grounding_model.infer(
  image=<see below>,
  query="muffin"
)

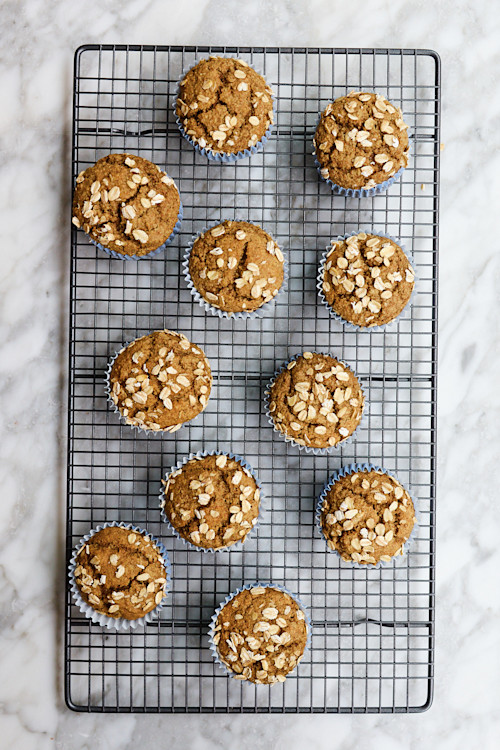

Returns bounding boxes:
[71,524,170,622]
[319,232,415,328]
[266,352,365,450]
[318,465,416,565]
[72,153,182,258]
[107,329,212,433]
[314,91,410,194]
[185,221,285,316]
[160,452,261,550]
[210,585,309,684]
[176,57,274,160]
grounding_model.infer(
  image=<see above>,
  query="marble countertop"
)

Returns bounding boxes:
[2,0,499,747]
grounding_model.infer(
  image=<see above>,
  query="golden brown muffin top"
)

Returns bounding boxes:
[314,92,409,190]
[176,57,274,154]
[72,153,180,257]
[320,469,415,565]
[188,221,284,314]
[109,329,212,433]
[212,586,308,684]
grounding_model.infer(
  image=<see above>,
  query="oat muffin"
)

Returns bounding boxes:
[108,329,212,433]
[161,453,261,550]
[320,232,415,327]
[72,153,181,257]
[267,352,364,450]
[72,525,169,620]
[176,57,274,157]
[187,221,285,314]
[314,91,410,192]
[211,585,308,684]
[319,467,416,565]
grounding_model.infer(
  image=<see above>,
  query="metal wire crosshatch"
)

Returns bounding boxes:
[65,45,439,713]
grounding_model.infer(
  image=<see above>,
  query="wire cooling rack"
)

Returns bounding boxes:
[65,45,439,713]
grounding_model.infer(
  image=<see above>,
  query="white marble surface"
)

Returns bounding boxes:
[2,0,500,747]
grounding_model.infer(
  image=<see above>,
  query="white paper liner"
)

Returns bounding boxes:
[315,463,420,570]
[317,231,417,333]
[208,582,312,684]
[104,330,212,436]
[182,223,288,319]
[81,191,183,261]
[159,449,264,553]
[68,521,172,630]
[264,352,367,456]
[173,57,276,163]
[312,108,411,198]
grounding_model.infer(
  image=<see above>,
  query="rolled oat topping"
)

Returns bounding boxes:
[320,468,415,565]
[161,453,260,549]
[188,220,284,314]
[314,92,410,190]
[176,57,274,155]
[212,586,308,684]
[108,329,212,433]
[268,352,364,449]
[322,232,414,327]
[72,153,181,257]
[74,526,168,620]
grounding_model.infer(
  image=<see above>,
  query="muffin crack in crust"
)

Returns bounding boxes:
[322,232,414,327]
[188,221,284,313]
[314,91,409,190]
[212,586,308,684]
[320,469,415,565]
[162,454,260,549]
[74,527,168,620]
[108,329,212,433]
[268,352,364,449]
[176,57,274,155]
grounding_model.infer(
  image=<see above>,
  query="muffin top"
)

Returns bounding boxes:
[268,352,364,449]
[108,329,212,433]
[212,586,308,684]
[314,92,410,190]
[73,526,168,620]
[188,221,285,314]
[72,153,181,257]
[320,469,415,565]
[322,233,414,327]
[161,453,260,550]
[176,57,274,155]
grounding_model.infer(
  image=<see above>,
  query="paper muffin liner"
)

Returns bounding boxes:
[315,463,419,570]
[182,224,288,319]
[85,196,183,261]
[105,331,212,436]
[317,231,417,333]
[159,449,264,553]
[173,58,276,163]
[208,582,312,683]
[312,112,411,198]
[68,521,172,630]
[264,352,367,456]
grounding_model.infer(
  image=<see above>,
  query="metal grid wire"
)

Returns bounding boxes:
[65,45,439,713]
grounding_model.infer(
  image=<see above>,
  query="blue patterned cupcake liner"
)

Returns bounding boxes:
[264,352,367,456]
[84,196,183,261]
[104,330,212,436]
[159,449,264,553]
[317,230,417,333]
[313,111,411,198]
[68,521,172,630]
[182,223,288,319]
[208,582,312,684]
[174,58,276,163]
[315,463,419,570]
